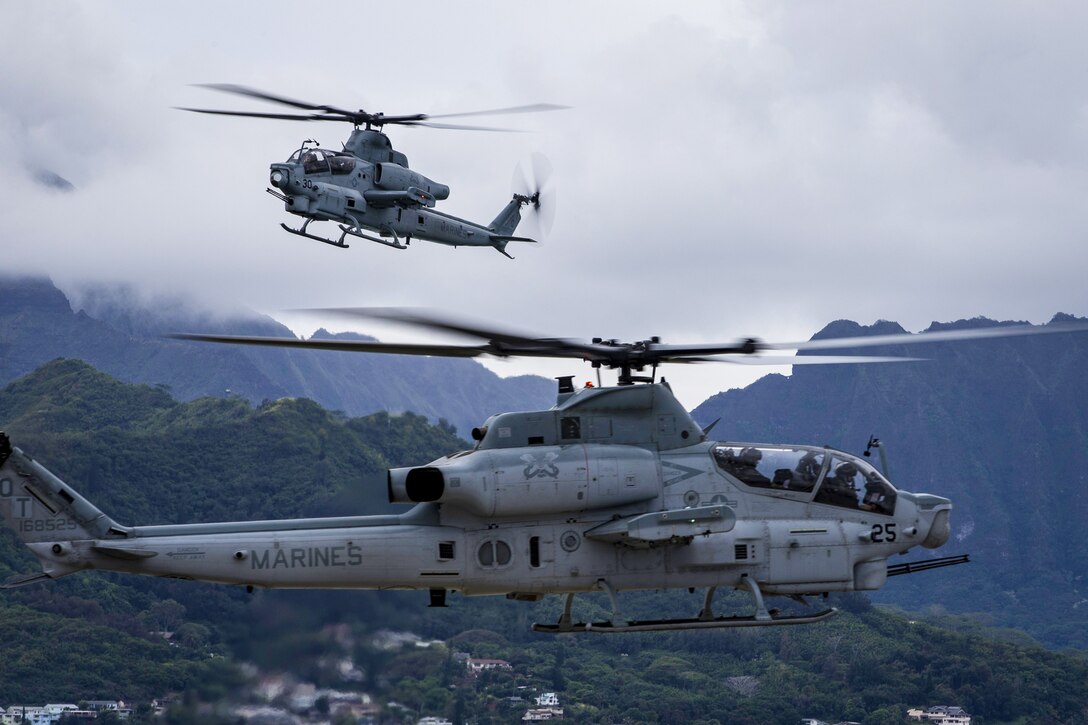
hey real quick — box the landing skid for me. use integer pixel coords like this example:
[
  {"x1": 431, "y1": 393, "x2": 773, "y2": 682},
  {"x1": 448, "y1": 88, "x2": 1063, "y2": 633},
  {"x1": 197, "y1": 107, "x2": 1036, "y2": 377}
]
[
  {"x1": 531, "y1": 577, "x2": 837, "y2": 634},
  {"x1": 338, "y1": 221, "x2": 408, "y2": 250},
  {"x1": 280, "y1": 220, "x2": 350, "y2": 249},
  {"x1": 531, "y1": 609, "x2": 838, "y2": 634},
  {"x1": 279, "y1": 216, "x2": 410, "y2": 251}
]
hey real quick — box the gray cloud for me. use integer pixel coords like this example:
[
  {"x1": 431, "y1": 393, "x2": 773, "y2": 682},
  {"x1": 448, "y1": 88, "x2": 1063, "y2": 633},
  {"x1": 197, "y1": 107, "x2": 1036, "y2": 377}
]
[{"x1": 1, "y1": 1, "x2": 1085, "y2": 408}]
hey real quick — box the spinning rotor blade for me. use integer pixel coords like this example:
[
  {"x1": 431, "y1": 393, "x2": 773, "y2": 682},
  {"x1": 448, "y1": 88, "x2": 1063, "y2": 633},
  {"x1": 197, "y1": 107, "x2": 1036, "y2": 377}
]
[
  {"x1": 512, "y1": 153, "x2": 557, "y2": 237},
  {"x1": 170, "y1": 333, "x2": 488, "y2": 358},
  {"x1": 196, "y1": 83, "x2": 346, "y2": 113},
  {"x1": 183, "y1": 84, "x2": 567, "y2": 130},
  {"x1": 713, "y1": 355, "x2": 924, "y2": 366},
  {"x1": 403, "y1": 121, "x2": 522, "y2": 132},
  {"x1": 300, "y1": 308, "x2": 600, "y2": 357},
  {"x1": 764, "y1": 319, "x2": 1088, "y2": 352},
  {"x1": 173, "y1": 308, "x2": 1088, "y2": 387},
  {"x1": 176, "y1": 108, "x2": 352, "y2": 122},
  {"x1": 426, "y1": 103, "x2": 571, "y2": 120}
]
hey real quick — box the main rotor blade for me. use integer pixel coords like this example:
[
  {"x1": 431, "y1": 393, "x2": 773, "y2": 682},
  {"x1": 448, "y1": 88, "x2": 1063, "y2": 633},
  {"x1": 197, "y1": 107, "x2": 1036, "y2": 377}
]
[
  {"x1": 189, "y1": 85, "x2": 566, "y2": 130},
  {"x1": 170, "y1": 333, "x2": 488, "y2": 358},
  {"x1": 425, "y1": 103, "x2": 571, "y2": 120},
  {"x1": 195, "y1": 83, "x2": 351, "y2": 115},
  {"x1": 402, "y1": 121, "x2": 522, "y2": 132},
  {"x1": 297, "y1": 308, "x2": 602, "y2": 356},
  {"x1": 716, "y1": 354, "x2": 924, "y2": 365},
  {"x1": 765, "y1": 320, "x2": 1088, "y2": 352},
  {"x1": 176, "y1": 108, "x2": 352, "y2": 122}
]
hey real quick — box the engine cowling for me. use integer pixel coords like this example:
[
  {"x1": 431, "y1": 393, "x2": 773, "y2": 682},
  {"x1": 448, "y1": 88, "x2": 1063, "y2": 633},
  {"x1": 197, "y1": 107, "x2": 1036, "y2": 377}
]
[
  {"x1": 373, "y1": 163, "x2": 450, "y2": 200},
  {"x1": 387, "y1": 445, "x2": 660, "y2": 517}
]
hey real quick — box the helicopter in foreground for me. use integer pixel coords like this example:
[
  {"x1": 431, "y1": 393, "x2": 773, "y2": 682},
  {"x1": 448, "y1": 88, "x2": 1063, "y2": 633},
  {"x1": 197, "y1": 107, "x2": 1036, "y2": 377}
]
[
  {"x1": 179, "y1": 84, "x2": 563, "y2": 257},
  {"x1": 4, "y1": 311, "x2": 1086, "y2": 633}
]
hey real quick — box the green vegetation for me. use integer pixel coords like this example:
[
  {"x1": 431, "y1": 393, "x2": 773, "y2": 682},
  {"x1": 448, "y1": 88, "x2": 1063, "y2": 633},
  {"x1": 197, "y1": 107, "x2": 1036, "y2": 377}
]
[{"x1": 2, "y1": 359, "x2": 1088, "y2": 724}]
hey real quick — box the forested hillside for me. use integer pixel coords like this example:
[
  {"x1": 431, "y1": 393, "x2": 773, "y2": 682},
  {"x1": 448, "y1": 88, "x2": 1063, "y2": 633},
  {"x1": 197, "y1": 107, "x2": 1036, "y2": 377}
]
[
  {"x1": 0, "y1": 275, "x2": 553, "y2": 437},
  {"x1": 2, "y1": 361, "x2": 1088, "y2": 724},
  {"x1": 693, "y1": 315, "x2": 1088, "y2": 649}
]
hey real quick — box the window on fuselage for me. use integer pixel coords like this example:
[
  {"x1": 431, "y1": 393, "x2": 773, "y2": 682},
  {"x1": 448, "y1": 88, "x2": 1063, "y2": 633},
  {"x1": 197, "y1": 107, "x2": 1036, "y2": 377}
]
[
  {"x1": 477, "y1": 540, "x2": 512, "y2": 568},
  {"x1": 712, "y1": 444, "x2": 824, "y2": 492}
]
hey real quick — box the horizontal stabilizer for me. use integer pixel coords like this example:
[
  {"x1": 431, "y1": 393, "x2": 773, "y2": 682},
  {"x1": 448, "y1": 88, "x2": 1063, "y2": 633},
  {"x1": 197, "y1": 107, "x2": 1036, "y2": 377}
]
[{"x1": 488, "y1": 235, "x2": 538, "y2": 244}]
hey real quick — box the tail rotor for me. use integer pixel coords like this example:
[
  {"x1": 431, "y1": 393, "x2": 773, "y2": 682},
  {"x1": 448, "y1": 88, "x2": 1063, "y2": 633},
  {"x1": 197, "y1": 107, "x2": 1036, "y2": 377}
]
[{"x1": 512, "y1": 152, "x2": 556, "y2": 239}]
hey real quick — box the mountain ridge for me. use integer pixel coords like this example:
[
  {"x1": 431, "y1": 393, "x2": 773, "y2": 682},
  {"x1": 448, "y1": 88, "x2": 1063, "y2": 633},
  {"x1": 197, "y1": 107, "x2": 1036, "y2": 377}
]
[{"x1": 0, "y1": 275, "x2": 553, "y2": 438}]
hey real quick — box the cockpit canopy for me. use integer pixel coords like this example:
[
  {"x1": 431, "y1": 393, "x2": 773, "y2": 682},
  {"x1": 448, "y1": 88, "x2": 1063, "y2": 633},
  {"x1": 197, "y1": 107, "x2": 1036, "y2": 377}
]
[
  {"x1": 712, "y1": 444, "x2": 897, "y2": 515},
  {"x1": 286, "y1": 147, "x2": 357, "y2": 176}
]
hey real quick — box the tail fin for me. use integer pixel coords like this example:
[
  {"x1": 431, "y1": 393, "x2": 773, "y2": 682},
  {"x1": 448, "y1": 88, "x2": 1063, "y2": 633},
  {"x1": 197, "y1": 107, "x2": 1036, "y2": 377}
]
[
  {"x1": 489, "y1": 198, "x2": 540, "y2": 259},
  {"x1": 0, "y1": 432, "x2": 126, "y2": 586},
  {"x1": 489, "y1": 197, "x2": 525, "y2": 237}
]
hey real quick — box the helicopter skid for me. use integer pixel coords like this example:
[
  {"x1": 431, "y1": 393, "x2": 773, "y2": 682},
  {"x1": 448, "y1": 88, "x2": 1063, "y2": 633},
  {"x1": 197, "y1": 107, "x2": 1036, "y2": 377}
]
[
  {"x1": 280, "y1": 222, "x2": 350, "y2": 249},
  {"x1": 531, "y1": 608, "x2": 838, "y2": 634},
  {"x1": 338, "y1": 223, "x2": 407, "y2": 250}
]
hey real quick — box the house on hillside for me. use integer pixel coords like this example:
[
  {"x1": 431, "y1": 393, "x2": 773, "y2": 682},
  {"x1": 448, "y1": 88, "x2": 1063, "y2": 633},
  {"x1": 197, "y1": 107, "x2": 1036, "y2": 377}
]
[
  {"x1": 908, "y1": 705, "x2": 971, "y2": 725},
  {"x1": 466, "y1": 658, "x2": 513, "y2": 675},
  {"x1": 2, "y1": 706, "x2": 59, "y2": 725},
  {"x1": 535, "y1": 693, "x2": 560, "y2": 707},
  {"x1": 85, "y1": 700, "x2": 132, "y2": 719}
]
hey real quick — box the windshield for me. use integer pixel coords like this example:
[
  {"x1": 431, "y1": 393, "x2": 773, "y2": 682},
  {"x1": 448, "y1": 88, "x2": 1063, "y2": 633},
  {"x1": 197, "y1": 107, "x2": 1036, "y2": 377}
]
[
  {"x1": 712, "y1": 444, "x2": 897, "y2": 515},
  {"x1": 712, "y1": 445, "x2": 825, "y2": 492},
  {"x1": 301, "y1": 149, "x2": 331, "y2": 175},
  {"x1": 813, "y1": 452, "x2": 897, "y2": 515}
]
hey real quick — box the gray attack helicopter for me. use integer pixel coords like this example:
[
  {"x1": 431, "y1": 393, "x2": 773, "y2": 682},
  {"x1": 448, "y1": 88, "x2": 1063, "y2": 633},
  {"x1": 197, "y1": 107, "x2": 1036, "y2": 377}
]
[
  {"x1": 179, "y1": 84, "x2": 564, "y2": 257},
  {"x1": 4, "y1": 311, "x2": 1087, "y2": 633}
]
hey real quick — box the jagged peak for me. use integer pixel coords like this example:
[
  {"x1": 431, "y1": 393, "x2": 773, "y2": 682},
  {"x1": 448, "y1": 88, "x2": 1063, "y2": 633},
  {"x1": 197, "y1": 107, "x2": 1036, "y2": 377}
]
[
  {"x1": 309, "y1": 328, "x2": 378, "y2": 342},
  {"x1": 810, "y1": 319, "x2": 908, "y2": 340},
  {"x1": 923, "y1": 316, "x2": 1027, "y2": 333}
]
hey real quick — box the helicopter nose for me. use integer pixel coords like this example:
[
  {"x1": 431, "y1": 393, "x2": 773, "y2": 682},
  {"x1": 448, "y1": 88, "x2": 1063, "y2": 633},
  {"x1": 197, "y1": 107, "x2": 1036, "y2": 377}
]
[
  {"x1": 921, "y1": 508, "x2": 951, "y2": 548},
  {"x1": 270, "y1": 168, "x2": 289, "y2": 189}
]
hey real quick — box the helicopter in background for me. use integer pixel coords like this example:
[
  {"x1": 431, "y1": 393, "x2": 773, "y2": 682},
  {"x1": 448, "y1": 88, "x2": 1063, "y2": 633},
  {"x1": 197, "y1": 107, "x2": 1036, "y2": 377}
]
[
  {"x1": 8, "y1": 311, "x2": 1087, "y2": 632},
  {"x1": 180, "y1": 84, "x2": 564, "y2": 257}
]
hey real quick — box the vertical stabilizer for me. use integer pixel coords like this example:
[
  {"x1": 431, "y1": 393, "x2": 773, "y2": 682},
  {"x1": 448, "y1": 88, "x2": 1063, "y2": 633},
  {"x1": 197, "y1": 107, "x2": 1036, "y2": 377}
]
[
  {"x1": 0, "y1": 433, "x2": 125, "y2": 586},
  {"x1": 489, "y1": 198, "x2": 524, "y2": 237}
]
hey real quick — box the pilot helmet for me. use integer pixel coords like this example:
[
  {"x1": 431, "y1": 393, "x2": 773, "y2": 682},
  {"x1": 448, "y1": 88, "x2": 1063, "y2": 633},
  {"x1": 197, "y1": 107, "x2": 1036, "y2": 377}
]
[
  {"x1": 739, "y1": 447, "x2": 762, "y2": 466},
  {"x1": 797, "y1": 451, "x2": 821, "y2": 477},
  {"x1": 835, "y1": 461, "x2": 858, "y2": 479}
]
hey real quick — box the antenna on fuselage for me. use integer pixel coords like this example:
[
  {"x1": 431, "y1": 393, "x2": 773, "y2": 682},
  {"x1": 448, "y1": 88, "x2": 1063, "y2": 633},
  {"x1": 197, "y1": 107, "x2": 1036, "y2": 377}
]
[{"x1": 864, "y1": 435, "x2": 890, "y2": 478}]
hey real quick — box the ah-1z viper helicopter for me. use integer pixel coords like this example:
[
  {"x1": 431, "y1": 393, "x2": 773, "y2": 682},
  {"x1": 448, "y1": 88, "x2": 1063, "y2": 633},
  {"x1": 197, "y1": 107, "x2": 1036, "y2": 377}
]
[
  {"x1": 4, "y1": 311, "x2": 1085, "y2": 633},
  {"x1": 180, "y1": 84, "x2": 563, "y2": 257}
]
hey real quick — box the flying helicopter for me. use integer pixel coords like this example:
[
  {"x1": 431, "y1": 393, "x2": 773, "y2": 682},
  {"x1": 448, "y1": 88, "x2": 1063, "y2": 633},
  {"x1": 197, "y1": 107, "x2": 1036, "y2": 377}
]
[
  {"x1": 179, "y1": 84, "x2": 564, "y2": 257},
  {"x1": 4, "y1": 311, "x2": 1087, "y2": 633}
]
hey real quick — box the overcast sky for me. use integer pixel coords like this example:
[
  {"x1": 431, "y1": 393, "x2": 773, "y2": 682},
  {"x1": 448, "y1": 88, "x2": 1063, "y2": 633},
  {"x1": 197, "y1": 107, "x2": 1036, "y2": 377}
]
[{"x1": 3, "y1": 1, "x2": 1087, "y2": 408}]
